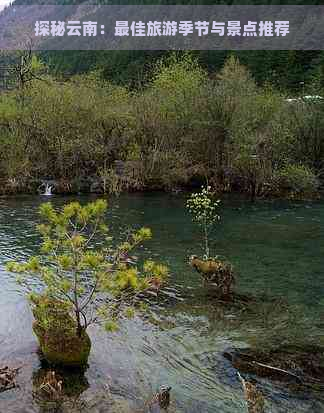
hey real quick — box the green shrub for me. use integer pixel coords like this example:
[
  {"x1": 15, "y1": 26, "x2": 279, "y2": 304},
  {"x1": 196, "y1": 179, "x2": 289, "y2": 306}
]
[{"x1": 271, "y1": 164, "x2": 318, "y2": 197}]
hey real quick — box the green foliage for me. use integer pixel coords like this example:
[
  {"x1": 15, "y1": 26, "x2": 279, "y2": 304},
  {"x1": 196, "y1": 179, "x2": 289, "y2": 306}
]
[
  {"x1": 187, "y1": 186, "x2": 220, "y2": 258},
  {"x1": 0, "y1": 72, "x2": 133, "y2": 188},
  {"x1": 0, "y1": 54, "x2": 323, "y2": 200},
  {"x1": 187, "y1": 186, "x2": 220, "y2": 227},
  {"x1": 286, "y1": 100, "x2": 324, "y2": 170},
  {"x1": 6, "y1": 199, "x2": 169, "y2": 336},
  {"x1": 271, "y1": 164, "x2": 318, "y2": 198},
  {"x1": 40, "y1": 49, "x2": 324, "y2": 93}
]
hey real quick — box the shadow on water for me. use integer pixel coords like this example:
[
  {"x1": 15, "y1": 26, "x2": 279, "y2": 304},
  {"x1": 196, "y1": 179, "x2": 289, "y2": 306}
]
[{"x1": 0, "y1": 193, "x2": 324, "y2": 411}]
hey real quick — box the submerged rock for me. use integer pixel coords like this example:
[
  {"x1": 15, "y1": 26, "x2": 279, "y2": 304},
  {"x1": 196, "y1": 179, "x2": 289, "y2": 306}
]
[
  {"x1": 32, "y1": 296, "x2": 91, "y2": 367},
  {"x1": 224, "y1": 344, "x2": 324, "y2": 389}
]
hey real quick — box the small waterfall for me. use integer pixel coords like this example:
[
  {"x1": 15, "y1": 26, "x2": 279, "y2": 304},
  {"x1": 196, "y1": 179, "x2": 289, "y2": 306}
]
[{"x1": 43, "y1": 184, "x2": 52, "y2": 196}]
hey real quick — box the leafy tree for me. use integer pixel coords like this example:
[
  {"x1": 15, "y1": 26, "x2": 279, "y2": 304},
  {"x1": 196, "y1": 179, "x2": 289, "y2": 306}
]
[
  {"x1": 287, "y1": 100, "x2": 324, "y2": 171},
  {"x1": 134, "y1": 53, "x2": 206, "y2": 186},
  {"x1": 7, "y1": 199, "x2": 169, "y2": 336}
]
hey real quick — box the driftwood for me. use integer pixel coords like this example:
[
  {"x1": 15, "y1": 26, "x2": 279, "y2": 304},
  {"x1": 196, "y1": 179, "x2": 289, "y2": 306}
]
[
  {"x1": 33, "y1": 369, "x2": 90, "y2": 412},
  {"x1": 238, "y1": 372, "x2": 265, "y2": 413},
  {"x1": 39, "y1": 371, "x2": 63, "y2": 398},
  {"x1": 250, "y1": 361, "x2": 302, "y2": 384},
  {"x1": 145, "y1": 385, "x2": 172, "y2": 412},
  {"x1": 33, "y1": 370, "x2": 64, "y2": 406},
  {"x1": 0, "y1": 365, "x2": 21, "y2": 392}
]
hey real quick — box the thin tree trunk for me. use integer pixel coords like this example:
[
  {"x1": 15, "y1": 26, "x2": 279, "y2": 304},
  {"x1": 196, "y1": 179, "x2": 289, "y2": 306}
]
[{"x1": 204, "y1": 221, "x2": 209, "y2": 258}]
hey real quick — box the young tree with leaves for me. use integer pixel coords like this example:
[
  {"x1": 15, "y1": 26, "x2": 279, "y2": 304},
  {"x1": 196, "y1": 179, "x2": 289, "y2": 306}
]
[
  {"x1": 7, "y1": 199, "x2": 168, "y2": 337},
  {"x1": 186, "y1": 186, "x2": 220, "y2": 259}
]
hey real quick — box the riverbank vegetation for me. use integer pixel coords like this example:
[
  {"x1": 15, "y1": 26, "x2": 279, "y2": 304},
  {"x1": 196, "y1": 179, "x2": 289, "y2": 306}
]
[{"x1": 0, "y1": 53, "x2": 321, "y2": 199}]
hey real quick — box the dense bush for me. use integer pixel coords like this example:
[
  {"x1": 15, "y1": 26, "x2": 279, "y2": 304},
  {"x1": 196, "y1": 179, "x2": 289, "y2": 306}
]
[{"x1": 270, "y1": 164, "x2": 319, "y2": 198}]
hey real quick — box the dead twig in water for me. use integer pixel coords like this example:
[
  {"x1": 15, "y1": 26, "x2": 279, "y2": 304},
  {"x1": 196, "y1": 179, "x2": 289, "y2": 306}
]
[
  {"x1": 251, "y1": 361, "x2": 303, "y2": 384},
  {"x1": 238, "y1": 372, "x2": 265, "y2": 413}
]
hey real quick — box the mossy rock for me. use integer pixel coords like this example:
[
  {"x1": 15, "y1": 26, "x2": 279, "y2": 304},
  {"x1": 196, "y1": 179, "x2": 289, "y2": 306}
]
[
  {"x1": 31, "y1": 296, "x2": 91, "y2": 368},
  {"x1": 189, "y1": 255, "x2": 235, "y2": 296}
]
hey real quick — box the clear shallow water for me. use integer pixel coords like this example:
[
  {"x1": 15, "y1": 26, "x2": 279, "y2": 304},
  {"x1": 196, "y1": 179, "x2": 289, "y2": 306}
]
[{"x1": 0, "y1": 193, "x2": 324, "y2": 412}]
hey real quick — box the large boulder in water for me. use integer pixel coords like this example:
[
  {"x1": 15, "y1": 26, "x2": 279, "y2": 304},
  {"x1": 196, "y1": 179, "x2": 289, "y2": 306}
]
[{"x1": 31, "y1": 296, "x2": 91, "y2": 368}]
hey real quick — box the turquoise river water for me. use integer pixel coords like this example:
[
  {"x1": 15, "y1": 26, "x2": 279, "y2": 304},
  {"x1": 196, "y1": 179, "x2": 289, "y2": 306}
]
[{"x1": 0, "y1": 193, "x2": 323, "y2": 412}]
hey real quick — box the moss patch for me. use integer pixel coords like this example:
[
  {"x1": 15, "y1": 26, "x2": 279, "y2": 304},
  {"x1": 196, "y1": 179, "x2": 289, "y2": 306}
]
[{"x1": 32, "y1": 296, "x2": 91, "y2": 367}]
